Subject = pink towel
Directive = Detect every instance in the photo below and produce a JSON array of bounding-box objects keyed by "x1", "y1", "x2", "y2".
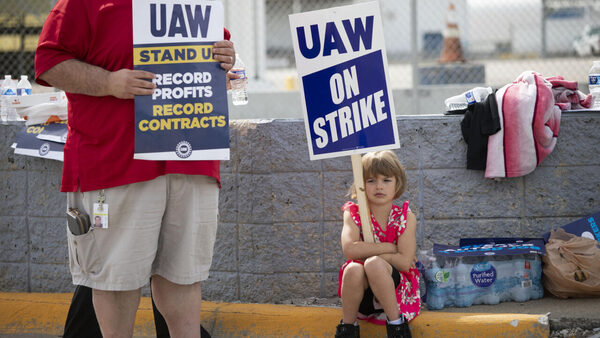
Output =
[
  {"x1": 547, "y1": 76, "x2": 593, "y2": 111},
  {"x1": 485, "y1": 71, "x2": 561, "y2": 178}
]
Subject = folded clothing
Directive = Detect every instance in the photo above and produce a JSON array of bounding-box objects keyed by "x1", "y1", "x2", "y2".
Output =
[{"x1": 546, "y1": 76, "x2": 592, "y2": 111}]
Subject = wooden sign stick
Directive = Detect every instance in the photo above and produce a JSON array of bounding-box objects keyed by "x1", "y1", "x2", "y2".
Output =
[{"x1": 351, "y1": 154, "x2": 374, "y2": 243}]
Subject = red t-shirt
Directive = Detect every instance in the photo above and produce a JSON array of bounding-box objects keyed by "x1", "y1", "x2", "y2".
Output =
[{"x1": 35, "y1": 0, "x2": 228, "y2": 192}]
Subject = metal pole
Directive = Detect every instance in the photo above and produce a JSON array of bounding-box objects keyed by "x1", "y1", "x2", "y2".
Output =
[
  {"x1": 410, "y1": 0, "x2": 419, "y2": 114},
  {"x1": 19, "y1": 13, "x2": 26, "y2": 76},
  {"x1": 541, "y1": 0, "x2": 547, "y2": 58},
  {"x1": 255, "y1": 0, "x2": 266, "y2": 81}
]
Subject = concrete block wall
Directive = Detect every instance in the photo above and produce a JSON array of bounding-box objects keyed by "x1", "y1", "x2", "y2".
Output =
[{"x1": 1, "y1": 113, "x2": 599, "y2": 303}]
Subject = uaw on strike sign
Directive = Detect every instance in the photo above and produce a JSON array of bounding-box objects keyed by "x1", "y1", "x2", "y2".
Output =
[
  {"x1": 289, "y1": 2, "x2": 399, "y2": 160},
  {"x1": 133, "y1": 0, "x2": 228, "y2": 160}
]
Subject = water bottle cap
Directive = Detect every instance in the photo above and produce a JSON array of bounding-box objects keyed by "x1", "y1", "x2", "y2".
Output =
[
  {"x1": 4, "y1": 75, "x2": 11, "y2": 80},
  {"x1": 20, "y1": 75, "x2": 28, "y2": 80}
]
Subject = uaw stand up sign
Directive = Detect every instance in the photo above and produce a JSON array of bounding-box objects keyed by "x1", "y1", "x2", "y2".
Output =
[
  {"x1": 290, "y1": 2, "x2": 399, "y2": 242},
  {"x1": 133, "y1": 0, "x2": 229, "y2": 160}
]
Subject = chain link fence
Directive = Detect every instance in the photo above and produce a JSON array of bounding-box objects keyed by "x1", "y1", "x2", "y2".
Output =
[
  {"x1": 0, "y1": 0, "x2": 54, "y2": 78},
  {"x1": 257, "y1": 0, "x2": 597, "y2": 89},
  {"x1": 2, "y1": 0, "x2": 597, "y2": 112}
]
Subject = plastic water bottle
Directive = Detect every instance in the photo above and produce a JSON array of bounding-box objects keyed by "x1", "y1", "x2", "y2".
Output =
[
  {"x1": 442, "y1": 256, "x2": 458, "y2": 308},
  {"x1": 588, "y1": 61, "x2": 600, "y2": 110},
  {"x1": 484, "y1": 257, "x2": 503, "y2": 304},
  {"x1": 496, "y1": 255, "x2": 518, "y2": 302},
  {"x1": 511, "y1": 255, "x2": 531, "y2": 302},
  {"x1": 527, "y1": 254, "x2": 544, "y2": 299},
  {"x1": 415, "y1": 260, "x2": 427, "y2": 303},
  {"x1": 482, "y1": 287, "x2": 500, "y2": 305},
  {"x1": 0, "y1": 98, "x2": 4, "y2": 123},
  {"x1": 444, "y1": 87, "x2": 493, "y2": 112},
  {"x1": 416, "y1": 249, "x2": 437, "y2": 303},
  {"x1": 467, "y1": 256, "x2": 485, "y2": 305},
  {"x1": 0, "y1": 78, "x2": 5, "y2": 122},
  {"x1": 1, "y1": 75, "x2": 16, "y2": 96},
  {"x1": 441, "y1": 256, "x2": 458, "y2": 307},
  {"x1": 424, "y1": 257, "x2": 446, "y2": 310},
  {"x1": 454, "y1": 257, "x2": 476, "y2": 307},
  {"x1": 530, "y1": 283, "x2": 544, "y2": 300},
  {"x1": 230, "y1": 53, "x2": 248, "y2": 105},
  {"x1": 473, "y1": 260, "x2": 499, "y2": 305},
  {"x1": 1, "y1": 75, "x2": 17, "y2": 122},
  {"x1": 17, "y1": 75, "x2": 32, "y2": 96}
]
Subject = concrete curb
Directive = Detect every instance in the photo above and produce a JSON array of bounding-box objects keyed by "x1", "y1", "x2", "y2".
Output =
[{"x1": 0, "y1": 292, "x2": 550, "y2": 337}]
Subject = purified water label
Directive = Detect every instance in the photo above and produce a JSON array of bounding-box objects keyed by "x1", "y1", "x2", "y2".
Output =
[
  {"x1": 17, "y1": 88, "x2": 32, "y2": 95},
  {"x1": 470, "y1": 262, "x2": 496, "y2": 287},
  {"x1": 465, "y1": 91, "x2": 476, "y2": 104}
]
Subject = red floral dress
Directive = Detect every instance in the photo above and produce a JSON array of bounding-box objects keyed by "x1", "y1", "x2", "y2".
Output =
[{"x1": 337, "y1": 201, "x2": 421, "y2": 324}]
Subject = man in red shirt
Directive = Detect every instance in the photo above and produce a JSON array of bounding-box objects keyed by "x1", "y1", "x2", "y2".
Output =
[{"x1": 35, "y1": 1, "x2": 235, "y2": 336}]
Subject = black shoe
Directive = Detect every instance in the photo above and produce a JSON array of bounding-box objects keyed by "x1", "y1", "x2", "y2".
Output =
[
  {"x1": 335, "y1": 322, "x2": 360, "y2": 338},
  {"x1": 386, "y1": 321, "x2": 411, "y2": 338},
  {"x1": 201, "y1": 325, "x2": 211, "y2": 338}
]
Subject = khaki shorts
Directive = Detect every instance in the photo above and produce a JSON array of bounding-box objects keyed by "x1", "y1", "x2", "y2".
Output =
[{"x1": 66, "y1": 174, "x2": 219, "y2": 291}]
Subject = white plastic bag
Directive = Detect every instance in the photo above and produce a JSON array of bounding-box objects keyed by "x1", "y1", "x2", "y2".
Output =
[{"x1": 20, "y1": 101, "x2": 68, "y2": 126}]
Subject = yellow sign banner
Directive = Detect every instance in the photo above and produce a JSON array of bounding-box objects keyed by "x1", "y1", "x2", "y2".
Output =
[{"x1": 133, "y1": 45, "x2": 214, "y2": 65}]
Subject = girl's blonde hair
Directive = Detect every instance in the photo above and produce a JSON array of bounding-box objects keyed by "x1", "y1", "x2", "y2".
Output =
[{"x1": 350, "y1": 150, "x2": 407, "y2": 199}]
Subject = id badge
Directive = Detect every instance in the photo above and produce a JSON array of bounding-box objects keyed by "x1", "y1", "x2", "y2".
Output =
[{"x1": 93, "y1": 203, "x2": 109, "y2": 229}]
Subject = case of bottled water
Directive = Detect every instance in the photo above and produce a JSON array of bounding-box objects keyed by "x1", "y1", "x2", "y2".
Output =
[
  {"x1": 419, "y1": 238, "x2": 545, "y2": 310},
  {"x1": 542, "y1": 211, "x2": 600, "y2": 244}
]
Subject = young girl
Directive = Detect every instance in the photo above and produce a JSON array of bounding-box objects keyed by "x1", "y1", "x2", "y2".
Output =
[{"x1": 336, "y1": 151, "x2": 420, "y2": 338}]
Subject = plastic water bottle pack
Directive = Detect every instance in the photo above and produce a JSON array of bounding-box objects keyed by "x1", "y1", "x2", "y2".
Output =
[
  {"x1": 1, "y1": 74, "x2": 31, "y2": 122},
  {"x1": 420, "y1": 238, "x2": 545, "y2": 310}
]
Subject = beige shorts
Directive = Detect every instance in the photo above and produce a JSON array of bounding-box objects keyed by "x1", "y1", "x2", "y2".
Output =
[{"x1": 66, "y1": 174, "x2": 219, "y2": 291}]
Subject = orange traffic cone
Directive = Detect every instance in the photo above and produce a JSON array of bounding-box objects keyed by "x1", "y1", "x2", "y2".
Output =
[{"x1": 439, "y1": 3, "x2": 465, "y2": 63}]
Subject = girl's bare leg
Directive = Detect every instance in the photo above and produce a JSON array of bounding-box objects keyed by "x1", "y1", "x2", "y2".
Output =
[
  {"x1": 340, "y1": 262, "x2": 369, "y2": 324},
  {"x1": 364, "y1": 256, "x2": 400, "y2": 321}
]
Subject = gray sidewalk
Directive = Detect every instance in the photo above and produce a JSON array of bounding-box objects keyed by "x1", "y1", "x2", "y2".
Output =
[{"x1": 439, "y1": 296, "x2": 600, "y2": 334}]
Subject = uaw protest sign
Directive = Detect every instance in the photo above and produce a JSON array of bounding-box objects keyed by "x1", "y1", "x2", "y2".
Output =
[
  {"x1": 289, "y1": 1, "x2": 399, "y2": 160},
  {"x1": 132, "y1": 0, "x2": 229, "y2": 160}
]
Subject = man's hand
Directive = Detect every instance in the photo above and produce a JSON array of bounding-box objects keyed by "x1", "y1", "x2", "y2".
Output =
[
  {"x1": 107, "y1": 69, "x2": 156, "y2": 99},
  {"x1": 226, "y1": 71, "x2": 243, "y2": 90},
  {"x1": 38, "y1": 59, "x2": 156, "y2": 99},
  {"x1": 212, "y1": 40, "x2": 236, "y2": 72}
]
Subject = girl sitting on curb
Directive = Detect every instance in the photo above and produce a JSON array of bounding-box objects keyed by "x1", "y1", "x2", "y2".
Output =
[{"x1": 336, "y1": 151, "x2": 421, "y2": 338}]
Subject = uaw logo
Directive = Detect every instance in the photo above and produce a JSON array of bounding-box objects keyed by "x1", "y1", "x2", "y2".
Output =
[
  {"x1": 175, "y1": 141, "x2": 192, "y2": 158},
  {"x1": 39, "y1": 142, "x2": 51, "y2": 156}
]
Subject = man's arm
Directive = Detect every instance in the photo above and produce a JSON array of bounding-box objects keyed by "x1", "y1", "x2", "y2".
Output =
[
  {"x1": 39, "y1": 39, "x2": 236, "y2": 99},
  {"x1": 38, "y1": 59, "x2": 156, "y2": 99}
]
